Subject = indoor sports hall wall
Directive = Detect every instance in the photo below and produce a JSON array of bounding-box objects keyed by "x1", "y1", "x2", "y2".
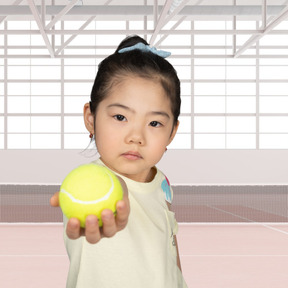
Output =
[
  {"x1": 1, "y1": 150, "x2": 288, "y2": 184},
  {"x1": 1, "y1": 17, "x2": 288, "y2": 225}
]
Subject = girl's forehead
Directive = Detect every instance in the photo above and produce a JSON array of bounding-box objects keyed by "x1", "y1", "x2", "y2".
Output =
[
  {"x1": 111, "y1": 74, "x2": 161, "y2": 88},
  {"x1": 102, "y1": 77, "x2": 173, "y2": 112},
  {"x1": 109, "y1": 76, "x2": 166, "y2": 98}
]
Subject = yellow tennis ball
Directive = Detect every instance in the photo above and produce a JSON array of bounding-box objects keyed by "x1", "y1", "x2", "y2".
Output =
[{"x1": 59, "y1": 163, "x2": 123, "y2": 228}]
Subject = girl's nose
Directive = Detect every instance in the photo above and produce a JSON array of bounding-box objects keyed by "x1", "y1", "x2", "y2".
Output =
[
  {"x1": 126, "y1": 127, "x2": 145, "y2": 145},
  {"x1": 128, "y1": 134, "x2": 144, "y2": 145}
]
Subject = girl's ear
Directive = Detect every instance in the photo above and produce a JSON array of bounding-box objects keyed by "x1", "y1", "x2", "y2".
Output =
[
  {"x1": 83, "y1": 103, "x2": 94, "y2": 134},
  {"x1": 168, "y1": 120, "x2": 179, "y2": 146}
]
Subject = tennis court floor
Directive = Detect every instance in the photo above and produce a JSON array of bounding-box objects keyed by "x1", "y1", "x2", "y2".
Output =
[{"x1": 1, "y1": 222, "x2": 288, "y2": 288}]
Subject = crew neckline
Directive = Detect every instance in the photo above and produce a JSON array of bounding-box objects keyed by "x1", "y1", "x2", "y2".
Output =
[{"x1": 93, "y1": 158, "x2": 162, "y2": 191}]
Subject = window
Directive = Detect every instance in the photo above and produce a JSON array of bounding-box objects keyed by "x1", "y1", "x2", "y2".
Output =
[{"x1": 1, "y1": 20, "x2": 288, "y2": 149}]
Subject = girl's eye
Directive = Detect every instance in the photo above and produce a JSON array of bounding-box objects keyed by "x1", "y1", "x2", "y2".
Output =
[
  {"x1": 150, "y1": 121, "x2": 162, "y2": 127},
  {"x1": 114, "y1": 114, "x2": 126, "y2": 121}
]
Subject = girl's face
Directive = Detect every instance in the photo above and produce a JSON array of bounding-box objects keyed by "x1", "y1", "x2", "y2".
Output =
[{"x1": 84, "y1": 76, "x2": 179, "y2": 183}]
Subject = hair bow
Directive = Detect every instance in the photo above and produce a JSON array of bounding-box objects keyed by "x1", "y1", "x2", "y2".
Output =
[{"x1": 118, "y1": 43, "x2": 171, "y2": 58}]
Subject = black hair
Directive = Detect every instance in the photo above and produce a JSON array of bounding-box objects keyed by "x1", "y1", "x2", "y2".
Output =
[{"x1": 89, "y1": 35, "x2": 181, "y2": 126}]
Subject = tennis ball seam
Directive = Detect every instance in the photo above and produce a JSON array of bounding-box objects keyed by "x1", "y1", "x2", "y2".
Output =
[{"x1": 60, "y1": 171, "x2": 115, "y2": 205}]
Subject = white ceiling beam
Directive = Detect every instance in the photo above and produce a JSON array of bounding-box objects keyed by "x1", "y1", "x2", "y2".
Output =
[
  {"x1": 0, "y1": 0, "x2": 24, "y2": 24},
  {"x1": 55, "y1": 16, "x2": 95, "y2": 55},
  {"x1": 262, "y1": 0, "x2": 267, "y2": 28},
  {"x1": 3, "y1": 54, "x2": 288, "y2": 59},
  {"x1": 234, "y1": 5, "x2": 288, "y2": 58},
  {"x1": 233, "y1": 0, "x2": 288, "y2": 56},
  {"x1": 0, "y1": 5, "x2": 286, "y2": 16},
  {"x1": 150, "y1": 0, "x2": 190, "y2": 46},
  {"x1": 150, "y1": 0, "x2": 174, "y2": 45},
  {"x1": 7, "y1": 45, "x2": 288, "y2": 50},
  {"x1": 162, "y1": 0, "x2": 190, "y2": 28},
  {"x1": 45, "y1": 0, "x2": 79, "y2": 30},
  {"x1": 232, "y1": 0, "x2": 236, "y2": 55},
  {"x1": 233, "y1": 16, "x2": 236, "y2": 54},
  {"x1": 154, "y1": 15, "x2": 187, "y2": 47},
  {"x1": 154, "y1": 0, "x2": 158, "y2": 28},
  {"x1": 27, "y1": 0, "x2": 54, "y2": 58},
  {"x1": 9, "y1": 29, "x2": 288, "y2": 36},
  {"x1": 55, "y1": 0, "x2": 114, "y2": 55},
  {"x1": 41, "y1": 0, "x2": 46, "y2": 27}
]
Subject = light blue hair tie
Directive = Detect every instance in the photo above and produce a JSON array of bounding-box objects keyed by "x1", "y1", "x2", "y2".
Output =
[{"x1": 118, "y1": 43, "x2": 171, "y2": 58}]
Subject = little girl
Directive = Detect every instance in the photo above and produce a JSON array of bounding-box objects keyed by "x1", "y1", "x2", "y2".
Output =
[{"x1": 51, "y1": 35, "x2": 187, "y2": 288}]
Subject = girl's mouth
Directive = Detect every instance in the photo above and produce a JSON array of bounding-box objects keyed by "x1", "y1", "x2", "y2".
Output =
[{"x1": 122, "y1": 151, "x2": 142, "y2": 160}]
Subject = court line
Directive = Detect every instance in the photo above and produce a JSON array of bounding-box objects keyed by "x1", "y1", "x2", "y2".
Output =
[
  {"x1": 207, "y1": 205, "x2": 288, "y2": 236},
  {"x1": 244, "y1": 204, "x2": 288, "y2": 219}
]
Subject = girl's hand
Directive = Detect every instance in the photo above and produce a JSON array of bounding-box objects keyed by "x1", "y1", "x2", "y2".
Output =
[{"x1": 50, "y1": 177, "x2": 130, "y2": 244}]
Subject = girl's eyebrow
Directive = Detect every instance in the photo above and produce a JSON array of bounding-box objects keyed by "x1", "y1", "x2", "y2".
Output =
[
  {"x1": 107, "y1": 103, "x2": 170, "y2": 119},
  {"x1": 107, "y1": 103, "x2": 133, "y2": 111},
  {"x1": 148, "y1": 111, "x2": 170, "y2": 119}
]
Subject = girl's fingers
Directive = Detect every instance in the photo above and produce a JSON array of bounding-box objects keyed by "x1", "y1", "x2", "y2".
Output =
[
  {"x1": 115, "y1": 176, "x2": 130, "y2": 230},
  {"x1": 50, "y1": 192, "x2": 60, "y2": 207},
  {"x1": 66, "y1": 218, "x2": 82, "y2": 240},
  {"x1": 115, "y1": 200, "x2": 129, "y2": 231},
  {"x1": 101, "y1": 209, "x2": 117, "y2": 238},
  {"x1": 85, "y1": 215, "x2": 101, "y2": 244}
]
